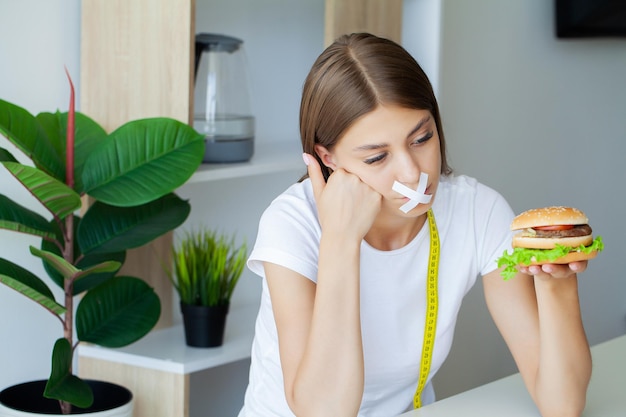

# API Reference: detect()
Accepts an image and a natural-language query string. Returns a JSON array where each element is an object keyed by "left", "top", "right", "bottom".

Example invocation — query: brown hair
[{"left": 299, "top": 32, "right": 452, "bottom": 181}]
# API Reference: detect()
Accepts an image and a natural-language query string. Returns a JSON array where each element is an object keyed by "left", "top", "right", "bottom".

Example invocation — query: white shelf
[
  {"left": 78, "top": 303, "right": 259, "bottom": 375},
  {"left": 186, "top": 139, "right": 303, "bottom": 184}
]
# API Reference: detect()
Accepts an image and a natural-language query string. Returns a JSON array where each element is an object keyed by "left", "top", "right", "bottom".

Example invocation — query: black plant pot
[
  {"left": 0, "top": 379, "right": 132, "bottom": 415},
  {"left": 180, "top": 302, "right": 230, "bottom": 348}
]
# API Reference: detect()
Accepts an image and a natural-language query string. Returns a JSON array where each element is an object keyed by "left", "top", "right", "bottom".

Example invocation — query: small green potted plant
[
  {"left": 168, "top": 228, "right": 247, "bottom": 348},
  {"left": 0, "top": 75, "right": 205, "bottom": 415}
]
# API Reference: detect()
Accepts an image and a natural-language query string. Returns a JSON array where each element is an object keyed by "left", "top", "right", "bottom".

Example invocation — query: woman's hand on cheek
[
  {"left": 304, "top": 153, "right": 381, "bottom": 239},
  {"left": 517, "top": 261, "right": 587, "bottom": 281}
]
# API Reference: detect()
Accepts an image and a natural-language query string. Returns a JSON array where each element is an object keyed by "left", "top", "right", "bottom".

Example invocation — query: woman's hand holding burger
[
  {"left": 517, "top": 261, "right": 587, "bottom": 281},
  {"left": 497, "top": 206, "right": 604, "bottom": 280}
]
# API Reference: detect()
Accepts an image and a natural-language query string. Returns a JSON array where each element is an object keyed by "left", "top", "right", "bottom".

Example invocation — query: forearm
[
  {"left": 290, "top": 235, "right": 364, "bottom": 417},
  {"left": 532, "top": 276, "right": 592, "bottom": 417}
]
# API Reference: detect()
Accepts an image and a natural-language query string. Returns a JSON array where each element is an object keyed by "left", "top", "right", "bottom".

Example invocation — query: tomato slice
[{"left": 533, "top": 225, "right": 574, "bottom": 231}]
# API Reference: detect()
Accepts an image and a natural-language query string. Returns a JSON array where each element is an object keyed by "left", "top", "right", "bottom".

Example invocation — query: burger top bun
[{"left": 510, "top": 206, "right": 588, "bottom": 231}]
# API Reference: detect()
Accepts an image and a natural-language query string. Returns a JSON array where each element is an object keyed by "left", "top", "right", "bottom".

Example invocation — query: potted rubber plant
[
  {"left": 0, "top": 75, "right": 205, "bottom": 415},
  {"left": 167, "top": 228, "right": 247, "bottom": 347}
]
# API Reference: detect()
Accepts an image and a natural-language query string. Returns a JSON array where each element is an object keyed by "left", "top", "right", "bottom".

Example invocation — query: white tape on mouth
[{"left": 392, "top": 172, "right": 432, "bottom": 213}]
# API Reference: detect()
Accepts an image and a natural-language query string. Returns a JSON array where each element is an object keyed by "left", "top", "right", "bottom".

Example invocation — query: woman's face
[{"left": 315, "top": 105, "right": 441, "bottom": 218}]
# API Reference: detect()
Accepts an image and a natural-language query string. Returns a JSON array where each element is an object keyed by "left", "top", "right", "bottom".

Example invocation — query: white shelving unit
[
  {"left": 187, "top": 139, "right": 302, "bottom": 184},
  {"left": 77, "top": 303, "right": 259, "bottom": 417},
  {"left": 78, "top": 303, "right": 259, "bottom": 375}
]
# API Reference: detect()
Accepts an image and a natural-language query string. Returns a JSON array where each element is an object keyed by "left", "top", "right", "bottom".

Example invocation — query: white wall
[
  {"left": 0, "top": 0, "right": 81, "bottom": 391},
  {"left": 431, "top": 0, "right": 626, "bottom": 399},
  {"left": 402, "top": 0, "right": 442, "bottom": 94}
]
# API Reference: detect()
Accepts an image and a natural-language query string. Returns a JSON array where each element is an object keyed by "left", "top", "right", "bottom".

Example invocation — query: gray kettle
[{"left": 194, "top": 33, "right": 255, "bottom": 163}]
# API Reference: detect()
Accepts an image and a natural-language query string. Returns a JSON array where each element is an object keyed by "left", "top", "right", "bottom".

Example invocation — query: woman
[{"left": 238, "top": 33, "right": 591, "bottom": 417}]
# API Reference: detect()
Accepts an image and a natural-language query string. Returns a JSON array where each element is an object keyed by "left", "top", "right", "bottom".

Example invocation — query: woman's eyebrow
[
  {"left": 353, "top": 143, "right": 388, "bottom": 151},
  {"left": 352, "top": 115, "right": 432, "bottom": 152},
  {"left": 406, "top": 115, "right": 432, "bottom": 139}
]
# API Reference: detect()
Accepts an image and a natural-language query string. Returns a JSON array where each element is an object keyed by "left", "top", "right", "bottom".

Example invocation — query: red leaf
[{"left": 64, "top": 67, "right": 75, "bottom": 189}]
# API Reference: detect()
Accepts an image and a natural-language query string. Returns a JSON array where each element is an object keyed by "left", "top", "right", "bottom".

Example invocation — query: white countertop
[
  {"left": 78, "top": 303, "right": 258, "bottom": 374},
  {"left": 399, "top": 334, "right": 626, "bottom": 416}
]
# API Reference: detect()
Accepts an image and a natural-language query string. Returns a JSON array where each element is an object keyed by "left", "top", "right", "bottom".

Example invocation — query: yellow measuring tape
[{"left": 413, "top": 208, "right": 440, "bottom": 409}]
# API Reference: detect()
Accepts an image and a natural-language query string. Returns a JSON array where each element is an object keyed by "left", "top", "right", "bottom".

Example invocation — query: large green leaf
[
  {"left": 76, "top": 276, "right": 160, "bottom": 347},
  {"left": 30, "top": 246, "right": 79, "bottom": 280},
  {"left": 34, "top": 112, "right": 66, "bottom": 168},
  {"left": 44, "top": 338, "right": 94, "bottom": 408},
  {"left": 41, "top": 216, "right": 126, "bottom": 294},
  {"left": 0, "top": 99, "right": 64, "bottom": 179},
  {"left": 72, "top": 259, "right": 124, "bottom": 294},
  {"left": 2, "top": 162, "right": 81, "bottom": 220},
  {"left": 73, "top": 261, "right": 122, "bottom": 281},
  {"left": 0, "top": 257, "right": 56, "bottom": 300},
  {"left": 0, "top": 258, "right": 65, "bottom": 316},
  {"left": 77, "top": 193, "right": 191, "bottom": 255},
  {"left": 81, "top": 118, "right": 204, "bottom": 207},
  {"left": 36, "top": 111, "right": 108, "bottom": 193},
  {"left": 30, "top": 246, "right": 120, "bottom": 288},
  {"left": 0, "top": 193, "right": 57, "bottom": 239},
  {"left": 42, "top": 244, "right": 126, "bottom": 294}
]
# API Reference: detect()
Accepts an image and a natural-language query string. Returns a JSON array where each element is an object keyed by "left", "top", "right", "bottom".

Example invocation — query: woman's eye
[
  {"left": 412, "top": 131, "right": 434, "bottom": 146},
  {"left": 364, "top": 153, "right": 387, "bottom": 165}
]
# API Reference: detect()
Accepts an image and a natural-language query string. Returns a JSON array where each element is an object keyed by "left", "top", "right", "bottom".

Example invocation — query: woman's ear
[{"left": 314, "top": 144, "right": 337, "bottom": 170}]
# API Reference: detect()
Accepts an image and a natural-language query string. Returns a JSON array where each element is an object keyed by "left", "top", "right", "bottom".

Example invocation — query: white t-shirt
[{"left": 238, "top": 174, "right": 514, "bottom": 417}]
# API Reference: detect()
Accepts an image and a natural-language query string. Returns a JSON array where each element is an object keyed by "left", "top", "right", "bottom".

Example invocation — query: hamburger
[{"left": 497, "top": 206, "right": 604, "bottom": 280}]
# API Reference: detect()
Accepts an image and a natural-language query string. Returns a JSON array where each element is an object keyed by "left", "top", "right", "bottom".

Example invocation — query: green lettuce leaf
[{"left": 497, "top": 236, "right": 604, "bottom": 280}]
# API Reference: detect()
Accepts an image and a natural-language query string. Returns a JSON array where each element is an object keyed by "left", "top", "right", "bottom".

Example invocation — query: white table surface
[{"left": 399, "top": 334, "right": 626, "bottom": 417}]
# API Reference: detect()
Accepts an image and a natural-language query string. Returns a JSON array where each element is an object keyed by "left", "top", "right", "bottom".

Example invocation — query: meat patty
[{"left": 532, "top": 224, "right": 593, "bottom": 239}]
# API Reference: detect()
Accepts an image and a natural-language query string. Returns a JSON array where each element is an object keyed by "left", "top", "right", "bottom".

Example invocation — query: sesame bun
[{"left": 511, "top": 206, "right": 588, "bottom": 231}]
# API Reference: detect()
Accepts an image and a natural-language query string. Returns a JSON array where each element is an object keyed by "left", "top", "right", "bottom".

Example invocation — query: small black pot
[
  {"left": 180, "top": 302, "right": 230, "bottom": 347},
  {"left": 0, "top": 379, "right": 132, "bottom": 415}
]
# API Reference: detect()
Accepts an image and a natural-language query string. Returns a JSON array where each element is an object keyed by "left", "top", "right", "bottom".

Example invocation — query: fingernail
[{"left": 302, "top": 153, "right": 310, "bottom": 166}]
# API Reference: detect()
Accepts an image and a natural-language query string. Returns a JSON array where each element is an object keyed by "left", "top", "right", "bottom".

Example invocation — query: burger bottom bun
[
  {"left": 512, "top": 234, "right": 593, "bottom": 249},
  {"left": 527, "top": 250, "right": 598, "bottom": 266}
]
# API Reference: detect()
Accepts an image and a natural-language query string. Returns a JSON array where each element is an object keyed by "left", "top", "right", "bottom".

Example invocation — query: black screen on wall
[{"left": 556, "top": 0, "right": 626, "bottom": 38}]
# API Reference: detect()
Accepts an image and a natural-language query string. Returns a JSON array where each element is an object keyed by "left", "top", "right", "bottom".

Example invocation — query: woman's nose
[{"left": 396, "top": 151, "right": 421, "bottom": 184}]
